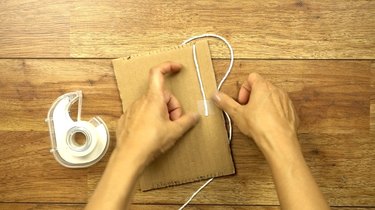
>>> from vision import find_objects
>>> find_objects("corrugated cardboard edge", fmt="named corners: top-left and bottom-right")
top-left (113, 42), bottom-right (195, 62)
top-left (141, 169), bottom-right (235, 191)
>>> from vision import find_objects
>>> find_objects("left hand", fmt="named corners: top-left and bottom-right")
top-left (116, 62), bottom-right (200, 167)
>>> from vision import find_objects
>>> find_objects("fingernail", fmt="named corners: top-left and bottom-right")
top-left (212, 92), bottom-right (221, 103)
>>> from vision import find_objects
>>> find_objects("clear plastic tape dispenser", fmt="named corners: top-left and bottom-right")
top-left (46, 91), bottom-right (110, 168)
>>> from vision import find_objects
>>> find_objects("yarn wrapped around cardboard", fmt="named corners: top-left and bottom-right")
top-left (112, 40), bottom-right (235, 191)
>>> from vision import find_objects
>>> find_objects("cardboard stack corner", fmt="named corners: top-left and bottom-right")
top-left (112, 40), bottom-right (235, 191)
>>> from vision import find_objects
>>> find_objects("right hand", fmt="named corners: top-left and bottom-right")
top-left (212, 73), bottom-right (300, 156)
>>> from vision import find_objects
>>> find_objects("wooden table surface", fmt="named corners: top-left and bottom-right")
top-left (0, 0), bottom-right (374, 209)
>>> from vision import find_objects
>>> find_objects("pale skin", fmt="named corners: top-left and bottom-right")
top-left (85, 62), bottom-right (330, 210)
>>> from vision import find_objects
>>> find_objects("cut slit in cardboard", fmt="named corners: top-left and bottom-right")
top-left (112, 40), bottom-right (235, 191)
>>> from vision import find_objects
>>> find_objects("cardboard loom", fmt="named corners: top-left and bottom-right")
top-left (112, 40), bottom-right (235, 191)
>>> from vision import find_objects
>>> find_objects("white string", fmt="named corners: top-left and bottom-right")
top-left (182, 33), bottom-right (234, 90)
top-left (192, 44), bottom-right (209, 116)
top-left (178, 178), bottom-right (213, 210)
top-left (179, 34), bottom-right (234, 210)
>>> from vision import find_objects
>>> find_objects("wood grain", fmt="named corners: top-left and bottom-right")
top-left (0, 131), bottom-right (118, 203)
top-left (1, 0), bottom-right (374, 58)
top-left (0, 203), bottom-right (373, 210)
top-left (0, 131), bottom-right (88, 202)
top-left (0, 59), bottom-right (373, 206)
top-left (1, 0), bottom-right (373, 209)
top-left (0, 0), bottom-right (70, 58)
top-left (0, 59), bottom-right (370, 134)
top-left (371, 62), bottom-right (375, 135)
top-left (0, 203), bottom-right (84, 210)
top-left (70, 0), bottom-right (375, 59)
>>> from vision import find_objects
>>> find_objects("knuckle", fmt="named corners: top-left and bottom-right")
top-left (241, 83), bottom-right (250, 91)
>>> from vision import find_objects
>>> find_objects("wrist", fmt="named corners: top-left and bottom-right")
top-left (112, 142), bottom-right (149, 175)
top-left (87, 141), bottom-right (147, 210)
top-left (255, 131), bottom-right (303, 164)
top-left (265, 145), bottom-right (305, 171)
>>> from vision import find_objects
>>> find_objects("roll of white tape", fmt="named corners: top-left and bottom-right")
top-left (46, 91), bottom-right (110, 168)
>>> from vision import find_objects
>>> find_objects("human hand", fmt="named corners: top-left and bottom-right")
top-left (116, 62), bottom-right (200, 167)
top-left (212, 73), bottom-right (299, 156)
top-left (211, 73), bottom-right (330, 210)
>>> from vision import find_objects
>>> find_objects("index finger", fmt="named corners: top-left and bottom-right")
top-left (149, 62), bottom-right (182, 91)
top-left (238, 73), bottom-right (264, 104)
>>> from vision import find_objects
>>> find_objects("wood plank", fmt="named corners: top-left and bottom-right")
top-left (70, 0), bottom-right (375, 59)
top-left (371, 62), bottom-right (375, 135)
top-left (0, 131), bottom-right (89, 202)
top-left (0, 0), bottom-right (70, 58)
top-left (0, 203), bottom-right (84, 210)
top-left (0, 59), bottom-right (370, 134)
top-left (0, 1), bottom-right (374, 58)
top-left (0, 203), bottom-right (373, 210)
top-left (0, 59), bottom-right (122, 132)
top-left (0, 133), bottom-right (372, 204)
top-left (0, 60), bottom-right (373, 205)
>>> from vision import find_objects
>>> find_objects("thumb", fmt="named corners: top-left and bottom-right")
top-left (169, 112), bottom-right (200, 140)
top-left (212, 92), bottom-right (241, 120)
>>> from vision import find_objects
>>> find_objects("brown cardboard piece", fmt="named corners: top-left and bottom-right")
top-left (112, 40), bottom-right (235, 191)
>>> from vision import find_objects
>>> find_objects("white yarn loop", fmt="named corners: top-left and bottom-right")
top-left (179, 34), bottom-right (234, 210)
top-left (182, 33), bottom-right (234, 90)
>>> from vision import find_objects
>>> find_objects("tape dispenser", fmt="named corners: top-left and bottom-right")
top-left (46, 91), bottom-right (110, 168)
